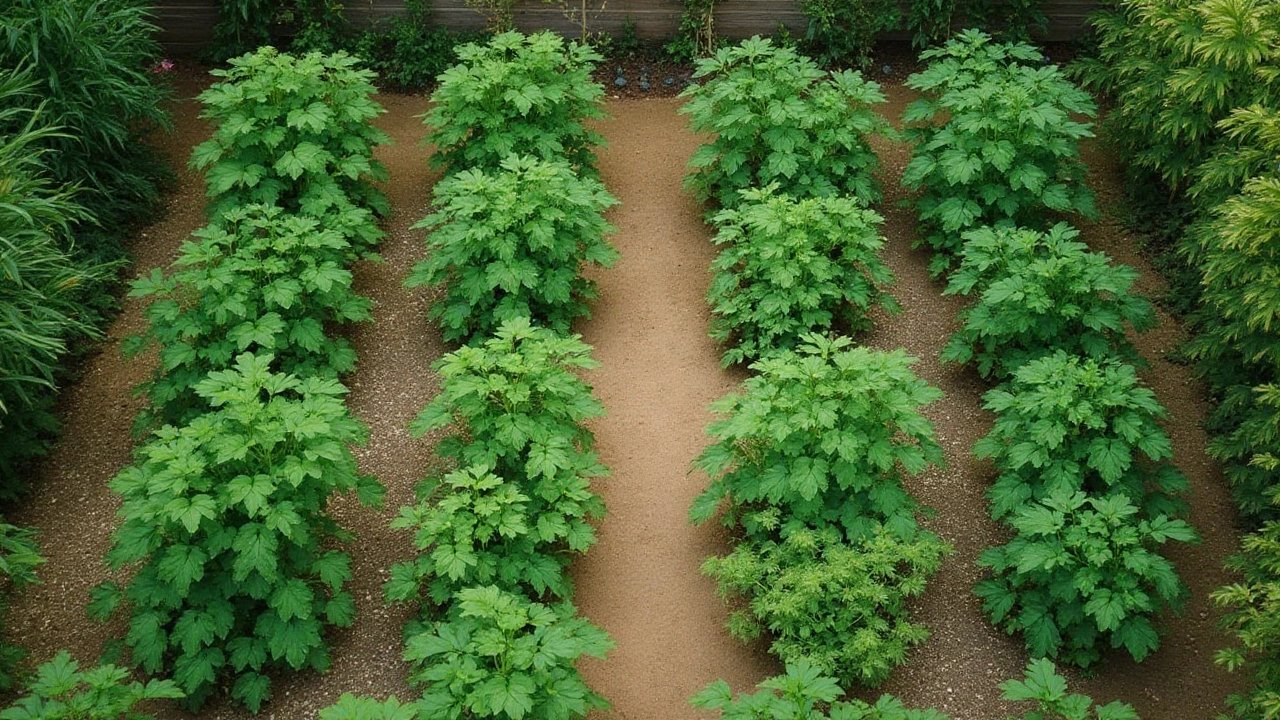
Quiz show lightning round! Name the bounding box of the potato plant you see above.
[91,353,384,712]
[190,47,390,220]
[0,650,184,720]
[128,204,377,428]
[707,186,897,367]
[691,658,1140,720]
[389,320,614,719]
[424,31,606,176]
[404,587,613,720]
[975,351,1190,523]
[702,525,948,686]
[679,36,889,211]
[939,223,1155,378]
[692,334,944,544]
[972,352,1198,668]
[976,488,1196,668]
[406,156,618,344]
[692,335,949,684]
[902,30,1096,274]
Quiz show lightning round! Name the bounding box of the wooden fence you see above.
[151,0,1101,57]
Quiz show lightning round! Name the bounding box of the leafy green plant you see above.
[692,659,950,720]
[679,36,890,211]
[1214,516,1280,720]
[319,694,417,720]
[798,0,898,69]
[409,318,608,495]
[707,186,897,367]
[692,334,945,544]
[976,487,1197,668]
[384,463,599,606]
[283,0,350,55]
[0,650,184,720]
[0,0,171,234]
[406,155,618,344]
[902,30,1096,274]
[704,525,949,686]
[210,0,278,61]
[190,46,390,221]
[973,351,1190,522]
[404,586,613,720]
[939,223,1155,378]
[91,352,384,711]
[962,0,1048,41]
[1000,658,1140,720]
[425,31,606,175]
[1074,0,1280,197]
[0,523,43,692]
[126,204,376,428]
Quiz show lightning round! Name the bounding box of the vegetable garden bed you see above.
[0,57,1244,720]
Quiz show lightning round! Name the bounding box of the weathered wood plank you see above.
[149,0,1102,56]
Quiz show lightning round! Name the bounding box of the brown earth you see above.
[1,66,1247,719]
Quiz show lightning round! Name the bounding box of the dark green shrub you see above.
[350,1,479,90]
[680,36,889,211]
[797,0,898,69]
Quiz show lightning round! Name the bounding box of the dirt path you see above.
[571,97,778,720]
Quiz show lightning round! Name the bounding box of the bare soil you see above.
[1,66,1246,720]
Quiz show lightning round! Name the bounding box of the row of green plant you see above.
[323,31,619,720]
[676,37,952,691]
[1074,2,1280,716]
[692,657,1141,720]
[900,32,1200,670]
[54,47,392,716]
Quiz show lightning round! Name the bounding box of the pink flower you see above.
[152,59,174,73]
